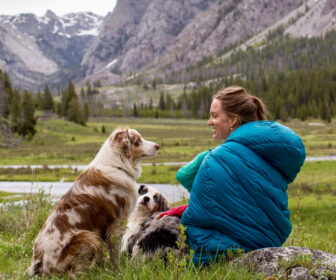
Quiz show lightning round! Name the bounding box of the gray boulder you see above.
[234,246,336,280]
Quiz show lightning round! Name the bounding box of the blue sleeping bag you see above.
[180,121,306,265]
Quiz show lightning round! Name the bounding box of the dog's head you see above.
[136,185,169,215]
[109,128,159,161]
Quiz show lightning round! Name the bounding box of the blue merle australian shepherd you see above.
[121,185,183,259]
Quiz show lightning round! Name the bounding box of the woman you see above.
[160,86,306,265]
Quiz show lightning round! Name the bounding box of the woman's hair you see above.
[213,86,270,126]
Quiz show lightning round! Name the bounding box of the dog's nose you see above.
[154,144,160,150]
[143,196,150,203]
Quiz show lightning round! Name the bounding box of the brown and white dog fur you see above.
[27,128,159,278]
[121,185,171,258]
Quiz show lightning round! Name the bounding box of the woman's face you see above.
[207,99,237,141]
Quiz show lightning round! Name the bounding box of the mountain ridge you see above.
[0,11,103,90]
[0,0,335,90]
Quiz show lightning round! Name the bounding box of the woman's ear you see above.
[229,115,240,129]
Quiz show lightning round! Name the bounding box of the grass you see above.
[0,164,181,184]
[0,191,334,279]
[0,118,335,279]
[286,194,336,252]
[289,161,336,196]
[0,118,335,165]
[0,167,80,182]
[0,191,26,203]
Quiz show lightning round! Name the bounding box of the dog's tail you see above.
[56,231,102,277]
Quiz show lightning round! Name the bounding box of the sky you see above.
[0,0,117,17]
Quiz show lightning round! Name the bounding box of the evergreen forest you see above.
[1,30,336,140]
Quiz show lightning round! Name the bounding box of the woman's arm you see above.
[158,205,188,218]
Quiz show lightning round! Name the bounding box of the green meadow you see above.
[0,118,335,279]
[0,118,335,166]
[0,192,334,279]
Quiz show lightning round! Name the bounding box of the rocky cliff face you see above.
[82,0,216,84]
[0,11,103,89]
[81,0,308,84]
[82,0,336,85]
[147,0,305,78]
[286,0,336,37]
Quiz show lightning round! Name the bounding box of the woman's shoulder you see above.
[224,120,306,183]
[226,121,303,147]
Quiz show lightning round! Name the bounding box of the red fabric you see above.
[159,204,188,218]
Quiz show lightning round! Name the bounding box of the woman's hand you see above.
[157,205,188,219]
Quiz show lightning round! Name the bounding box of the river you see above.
[0,181,189,203]
[0,156,335,170]
[0,155,334,204]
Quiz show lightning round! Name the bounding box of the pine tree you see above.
[83,103,90,123]
[80,88,86,101]
[67,97,84,125]
[61,81,77,118]
[20,91,36,138]
[0,71,12,118]
[42,85,54,111]
[133,103,139,117]
[86,81,92,96]
[0,73,8,118]
[149,97,153,109]
[9,90,22,133]
[180,93,189,118]
[159,92,166,110]
[34,91,44,110]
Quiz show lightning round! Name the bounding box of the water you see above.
[0,162,188,170]
[0,155,334,205]
[305,156,336,161]
[0,156,335,170]
[0,181,189,203]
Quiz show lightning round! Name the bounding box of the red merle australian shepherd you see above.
[27,128,159,278]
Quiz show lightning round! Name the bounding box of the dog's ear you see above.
[138,185,148,195]
[110,129,131,158]
[110,129,126,144]
[158,195,169,212]
[121,137,131,158]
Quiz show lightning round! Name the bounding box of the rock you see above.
[82,0,306,84]
[234,246,336,280]
[288,267,314,280]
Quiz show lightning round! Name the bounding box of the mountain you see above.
[81,0,336,85]
[0,0,336,90]
[0,11,103,90]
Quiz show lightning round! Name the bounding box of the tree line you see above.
[1,29,336,140]
[0,72,91,138]
[0,70,36,138]
[130,63,335,122]
[134,29,336,121]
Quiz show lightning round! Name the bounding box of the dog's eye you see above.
[153,195,158,202]
[134,139,142,147]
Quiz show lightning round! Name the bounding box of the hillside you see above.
[82,0,336,86]
[82,0,305,85]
